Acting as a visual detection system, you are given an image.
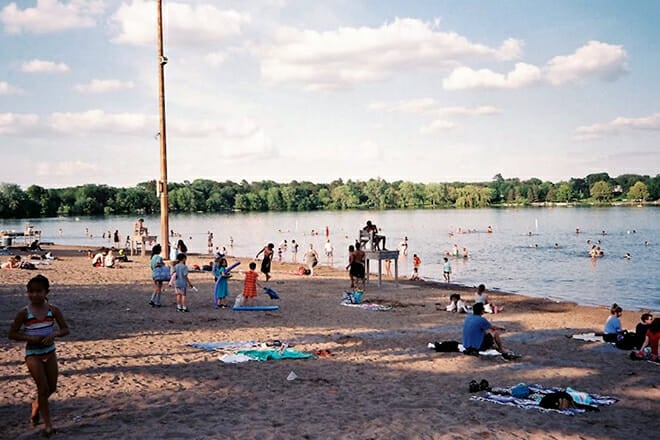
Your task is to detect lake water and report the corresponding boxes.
[2,207,658,311]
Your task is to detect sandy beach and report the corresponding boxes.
[0,246,657,440]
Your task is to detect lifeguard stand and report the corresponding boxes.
[130,220,157,257]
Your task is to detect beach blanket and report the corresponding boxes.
[236,348,316,361]
[218,353,254,363]
[471,384,618,416]
[571,332,604,342]
[341,302,392,311]
[188,341,259,351]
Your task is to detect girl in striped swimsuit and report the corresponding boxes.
[9,275,69,438]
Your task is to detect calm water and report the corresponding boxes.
[2,207,658,311]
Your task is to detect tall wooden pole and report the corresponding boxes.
[157,0,169,258]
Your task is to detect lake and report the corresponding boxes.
[1,207,658,311]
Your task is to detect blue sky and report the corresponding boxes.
[1,0,658,188]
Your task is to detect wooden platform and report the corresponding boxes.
[364,249,400,287]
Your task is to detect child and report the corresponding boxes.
[413,254,421,270]
[242,261,261,306]
[446,293,469,313]
[174,253,195,312]
[443,257,451,282]
[632,317,660,361]
[8,275,69,438]
[212,257,230,308]
[149,244,166,307]
[410,267,420,280]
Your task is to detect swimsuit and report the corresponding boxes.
[24,305,56,360]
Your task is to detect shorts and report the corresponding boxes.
[176,287,187,296]
[349,262,365,279]
[479,333,494,351]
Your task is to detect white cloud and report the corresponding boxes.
[442,40,628,91]
[443,62,542,90]
[0,113,39,134]
[205,51,227,67]
[21,59,70,73]
[112,0,250,47]
[49,110,154,135]
[73,79,135,93]
[369,98,437,114]
[0,0,104,34]
[546,40,628,85]
[420,119,456,134]
[258,18,522,90]
[0,81,23,94]
[370,99,499,117]
[575,113,660,140]
[36,160,100,177]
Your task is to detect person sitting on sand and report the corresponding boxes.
[462,302,509,355]
[474,284,501,313]
[446,293,470,313]
[603,303,624,343]
[103,249,115,268]
[631,318,660,362]
[634,313,654,349]
[3,255,22,269]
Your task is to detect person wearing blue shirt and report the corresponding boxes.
[603,303,623,342]
[462,303,507,353]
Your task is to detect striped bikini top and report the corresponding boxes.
[24,305,55,340]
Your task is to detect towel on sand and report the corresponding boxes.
[341,303,392,311]
[236,349,316,361]
[188,341,258,351]
[571,333,604,342]
[471,384,617,416]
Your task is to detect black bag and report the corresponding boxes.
[539,392,574,410]
[615,332,638,350]
[434,341,460,352]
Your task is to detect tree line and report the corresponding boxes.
[0,172,658,219]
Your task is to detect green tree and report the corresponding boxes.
[554,183,573,202]
[590,180,612,202]
[627,181,649,201]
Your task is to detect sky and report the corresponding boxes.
[0,0,659,188]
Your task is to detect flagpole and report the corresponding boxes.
[157,0,169,257]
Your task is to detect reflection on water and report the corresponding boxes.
[2,207,658,311]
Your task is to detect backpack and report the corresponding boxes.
[433,341,460,352]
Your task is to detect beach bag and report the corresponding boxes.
[539,391,574,410]
[152,265,171,281]
[433,341,460,352]
[615,332,638,350]
[510,383,530,398]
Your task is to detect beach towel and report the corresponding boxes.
[341,302,392,311]
[218,353,255,363]
[571,333,604,342]
[471,384,617,416]
[188,341,259,351]
[457,344,502,357]
[236,348,316,361]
